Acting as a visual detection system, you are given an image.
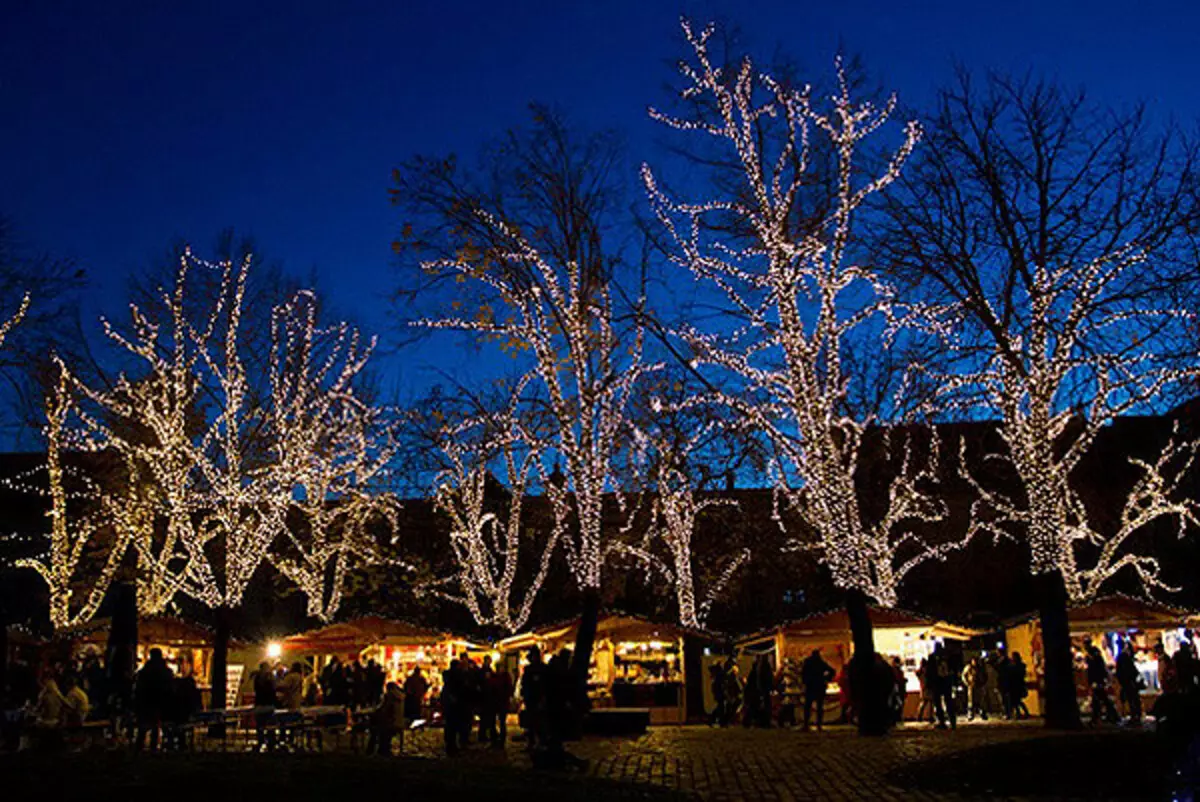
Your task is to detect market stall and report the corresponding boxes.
[278,616,485,709]
[1004,594,1199,716]
[499,613,720,725]
[67,615,233,708]
[737,607,981,719]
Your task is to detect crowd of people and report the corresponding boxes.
[6,633,1200,759]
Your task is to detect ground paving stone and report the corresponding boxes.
[399,719,1157,801]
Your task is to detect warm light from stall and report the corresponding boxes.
[267,642,282,659]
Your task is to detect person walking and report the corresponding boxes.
[801,649,836,732]
[1114,640,1143,725]
[916,657,935,723]
[134,648,175,751]
[889,657,907,725]
[441,659,467,755]
[724,664,743,726]
[1085,641,1119,726]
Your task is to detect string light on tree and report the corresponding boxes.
[641,19,967,606]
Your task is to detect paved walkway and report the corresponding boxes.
[397,720,1159,801]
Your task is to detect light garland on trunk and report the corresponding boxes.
[416,210,659,594]
[429,379,560,633]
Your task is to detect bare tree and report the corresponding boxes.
[873,71,1200,729]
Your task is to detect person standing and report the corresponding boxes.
[1114,641,1143,725]
[916,657,935,724]
[708,662,727,726]
[367,681,405,756]
[1009,652,1031,720]
[404,667,428,723]
[487,660,514,747]
[963,657,985,721]
[134,649,175,751]
[477,656,497,743]
[252,661,278,752]
[520,648,546,751]
[801,649,835,732]
[929,646,956,730]
[1085,641,1119,725]
[889,657,907,725]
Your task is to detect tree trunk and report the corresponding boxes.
[105,582,138,719]
[1034,571,1081,729]
[210,606,232,711]
[569,587,601,735]
[846,588,888,736]
[0,608,8,709]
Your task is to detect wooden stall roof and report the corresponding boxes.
[737,606,983,648]
[498,611,722,653]
[1004,594,1198,634]
[65,615,236,650]
[280,616,458,654]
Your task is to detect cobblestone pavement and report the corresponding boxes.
[396,720,1152,801]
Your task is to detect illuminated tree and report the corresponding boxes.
[625,421,748,629]
[428,379,560,633]
[266,291,401,622]
[394,110,658,691]
[876,72,1200,728]
[642,20,963,733]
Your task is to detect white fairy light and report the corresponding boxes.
[918,242,1200,603]
[641,19,962,606]
[415,212,659,595]
[428,379,559,633]
[20,248,397,628]
[265,291,402,622]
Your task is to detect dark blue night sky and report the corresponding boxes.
[3,0,1199,396]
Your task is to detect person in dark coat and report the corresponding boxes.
[1009,652,1031,720]
[487,661,514,747]
[1114,640,1143,724]
[441,659,467,755]
[403,667,428,722]
[1085,641,1119,725]
[520,648,546,751]
[165,662,200,751]
[801,649,835,731]
[367,681,405,756]
[252,661,278,752]
[134,648,175,751]
[708,662,727,726]
[928,646,956,730]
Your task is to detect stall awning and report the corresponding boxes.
[65,615,232,650]
[498,612,721,654]
[280,617,457,655]
[1005,594,1197,634]
[737,606,984,649]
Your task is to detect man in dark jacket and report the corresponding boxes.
[134,648,175,751]
[1114,640,1143,724]
[801,649,836,732]
[252,661,278,751]
[1085,641,1119,725]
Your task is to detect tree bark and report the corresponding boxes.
[1034,571,1081,729]
[210,606,232,711]
[105,582,138,718]
[569,587,601,735]
[846,588,889,736]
